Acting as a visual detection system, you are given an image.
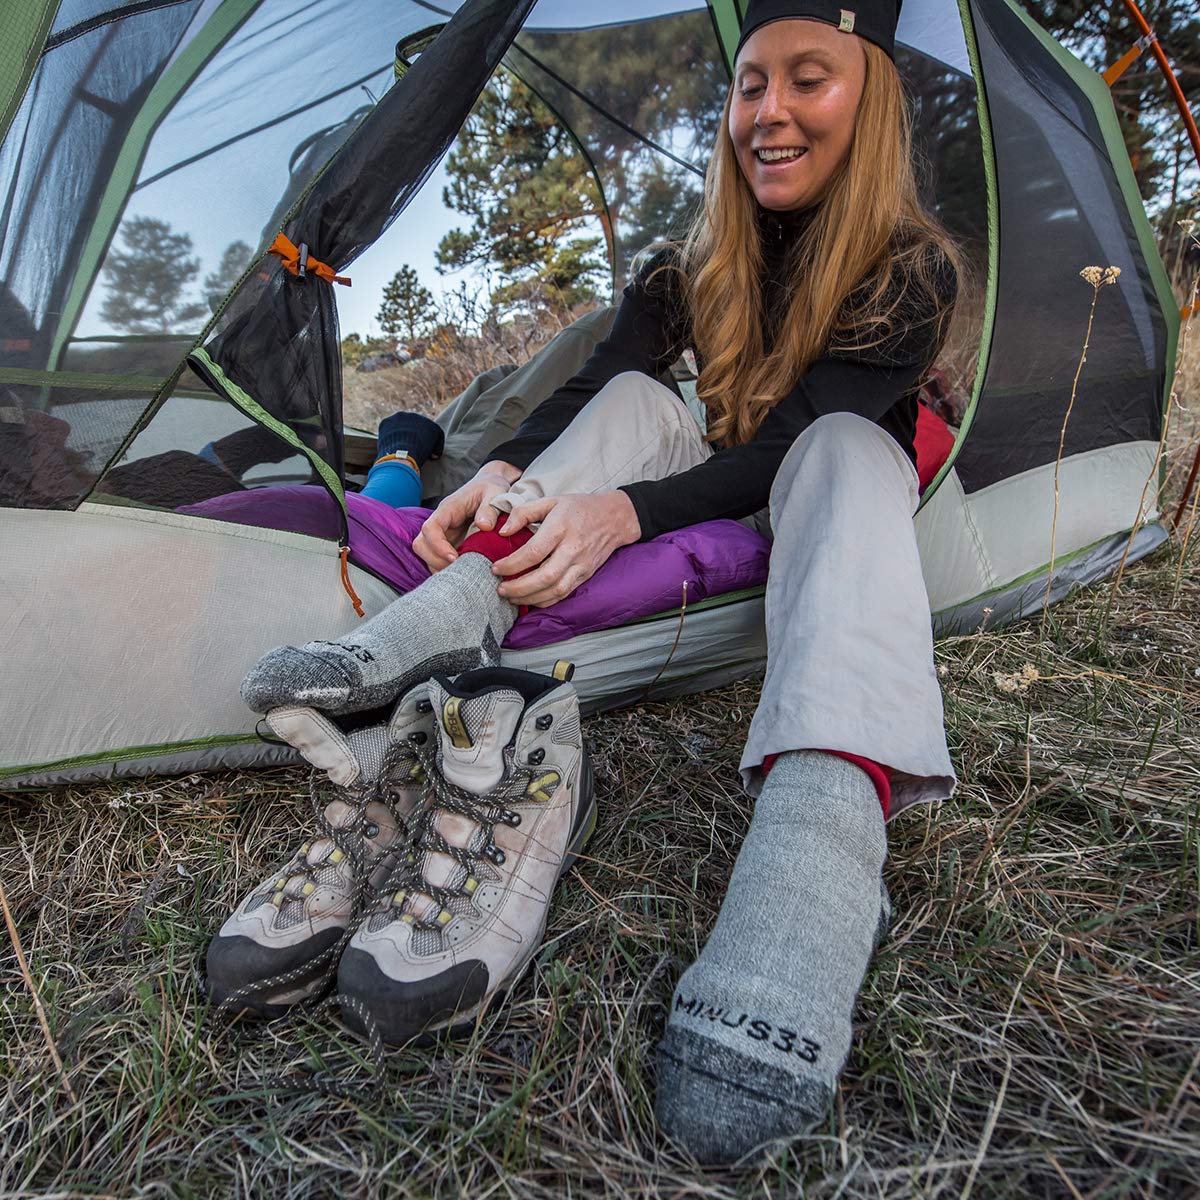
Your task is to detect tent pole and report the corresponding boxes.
[1111,0,1200,168]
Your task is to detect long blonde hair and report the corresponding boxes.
[662,39,962,447]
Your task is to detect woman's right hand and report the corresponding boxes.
[413,460,521,572]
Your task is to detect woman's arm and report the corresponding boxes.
[621,354,928,540]
[486,248,688,470]
[622,245,958,541]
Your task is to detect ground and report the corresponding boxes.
[3,524,1198,1199]
[3,319,1198,1200]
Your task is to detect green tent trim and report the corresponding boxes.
[189,345,349,532]
[0,0,60,147]
[46,0,260,378]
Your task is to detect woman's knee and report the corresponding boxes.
[591,371,689,424]
[770,412,918,518]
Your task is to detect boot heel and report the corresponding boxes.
[559,750,597,877]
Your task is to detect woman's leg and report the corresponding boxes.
[487,370,710,515]
[241,373,707,714]
[656,412,955,1163]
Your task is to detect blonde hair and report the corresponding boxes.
[657,39,962,447]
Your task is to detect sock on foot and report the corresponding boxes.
[655,750,888,1165]
[241,552,515,715]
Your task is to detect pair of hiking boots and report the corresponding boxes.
[205,665,595,1044]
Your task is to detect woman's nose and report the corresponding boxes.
[755,77,788,128]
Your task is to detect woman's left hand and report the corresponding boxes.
[490,491,642,608]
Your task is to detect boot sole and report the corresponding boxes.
[369,749,598,1045]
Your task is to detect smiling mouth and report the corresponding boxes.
[756,147,808,163]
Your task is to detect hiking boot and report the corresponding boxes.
[337,664,595,1044]
[205,685,435,1016]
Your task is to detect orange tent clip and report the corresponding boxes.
[268,233,351,287]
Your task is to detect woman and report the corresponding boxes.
[224,0,961,1163]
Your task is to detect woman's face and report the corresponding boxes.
[729,19,866,212]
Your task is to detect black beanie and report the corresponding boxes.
[735,0,903,63]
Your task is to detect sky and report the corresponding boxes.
[335,157,476,339]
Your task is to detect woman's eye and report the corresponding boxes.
[739,85,763,98]
[795,78,823,90]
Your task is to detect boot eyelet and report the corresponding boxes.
[365,823,380,838]
[535,714,553,731]
[527,748,545,765]
[504,811,522,827]
[486,845,506,865]
[408,731,428,745]
[416,699,433,713]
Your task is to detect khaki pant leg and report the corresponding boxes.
[421,307,618,500]
[489,371,711,513]
[739,412,956,818]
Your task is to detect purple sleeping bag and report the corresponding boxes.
[183,486,771,649]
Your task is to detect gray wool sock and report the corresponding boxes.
[655,750,888,1166]
[241,553,514,715]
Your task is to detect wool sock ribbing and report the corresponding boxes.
[240,552,514,715]
[655,750,888,1165]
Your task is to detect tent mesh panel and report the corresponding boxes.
[951,0,1166,493]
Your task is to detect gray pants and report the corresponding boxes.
[490,371,956,818]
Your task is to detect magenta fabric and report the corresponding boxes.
[180,486,771,649]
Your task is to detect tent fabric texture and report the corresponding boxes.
[0,0,1180,787]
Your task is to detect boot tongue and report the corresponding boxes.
[428,677,526,792]
[265,707,390,786]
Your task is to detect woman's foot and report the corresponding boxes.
[655,751,888,1165]
[240,553,515,715]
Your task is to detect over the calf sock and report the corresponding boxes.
[655,750,888,1164]
[241,553,515,715]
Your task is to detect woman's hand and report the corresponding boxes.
[490,490,642,608]
[413,459,521,572]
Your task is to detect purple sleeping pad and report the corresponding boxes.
[182,486,771,649]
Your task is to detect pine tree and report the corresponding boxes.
[100,216,208,334]
[203,240,252,312]
[436,11,726,315]
[377,265,436,342]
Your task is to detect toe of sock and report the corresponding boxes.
[654,1026,832,1166]
[240,646,353,713]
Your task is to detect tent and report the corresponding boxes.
[0,0,1178,787]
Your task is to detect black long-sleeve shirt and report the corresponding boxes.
[488,208,957,541]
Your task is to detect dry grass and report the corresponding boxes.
[2,539,1198,1198]
[342,300,596,433]
[3,275,1199,1199]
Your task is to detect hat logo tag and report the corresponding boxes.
[839,9,856,31]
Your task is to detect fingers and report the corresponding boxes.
[413,529,453,572]
[415,508,461,570]
[473,501,499,531]
[492,522,562,577]
[498,496,556,535]
[499,553,587,608]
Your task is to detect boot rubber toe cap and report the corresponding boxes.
[337,947,489,1045]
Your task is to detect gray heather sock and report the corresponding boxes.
[241,553,514,715]
[655,750,887,1166]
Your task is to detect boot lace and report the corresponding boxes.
[368,738,555,939]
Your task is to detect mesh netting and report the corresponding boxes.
[951,0,1165,493]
